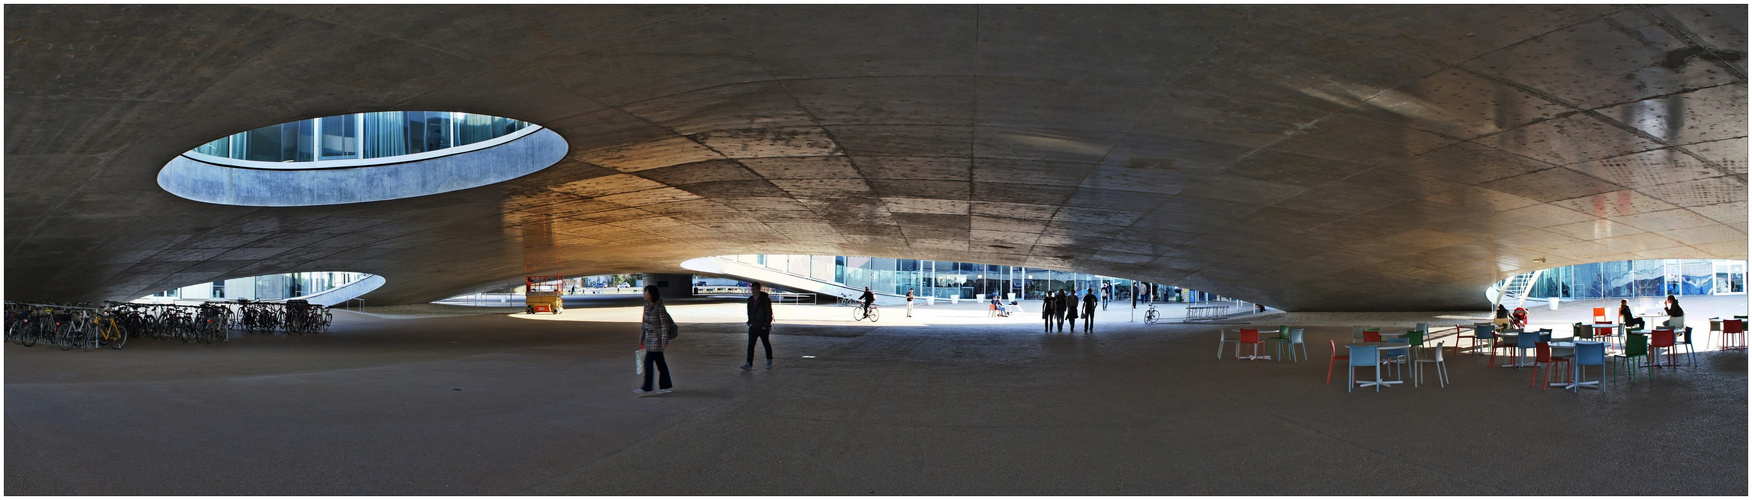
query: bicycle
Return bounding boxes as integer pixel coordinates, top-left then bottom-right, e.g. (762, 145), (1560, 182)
(94, 314), (126, 349)
(853, 303), (880, 322)
(836, 294), (855, 307)
(1144, 304), (1160, 324)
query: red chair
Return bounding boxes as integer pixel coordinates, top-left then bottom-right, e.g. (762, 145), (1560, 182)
(1722, 319), (1746, 351)
(1363, 330), (1382, 343)
(1530, 342), (1570, 390)
(1327, 340), (1349, 384)
(1592, 307), (1608, 323)
(1651, 329), (1677, 368)
(1594, 324), (1617, 351)
(1238, 329), (1266, 361)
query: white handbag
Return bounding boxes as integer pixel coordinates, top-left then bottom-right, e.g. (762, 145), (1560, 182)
(635, 348), (646, 375)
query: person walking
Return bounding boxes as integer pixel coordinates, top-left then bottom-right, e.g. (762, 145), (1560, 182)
(1041, 292), (1056, 332)
(1101, 281), (1111, 311)
(635, 285), (677, 396)
(742, 282), (774, 370)
(906, 288), (915, 318)
(1082, 288), (1097, 333)
(1065, 289), (1080, 332)
(1055, 290), (1069, 332)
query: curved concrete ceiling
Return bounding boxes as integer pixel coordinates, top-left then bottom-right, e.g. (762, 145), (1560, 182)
(5, 5), (1747, 311)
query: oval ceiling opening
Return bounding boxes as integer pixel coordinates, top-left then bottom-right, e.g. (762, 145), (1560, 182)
(159, 111), (566, 206)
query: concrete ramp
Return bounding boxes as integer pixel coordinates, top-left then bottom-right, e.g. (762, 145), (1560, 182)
(292, 274), (386, 307)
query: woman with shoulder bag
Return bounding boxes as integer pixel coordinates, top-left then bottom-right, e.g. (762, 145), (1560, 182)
(636, 285), (678, 397)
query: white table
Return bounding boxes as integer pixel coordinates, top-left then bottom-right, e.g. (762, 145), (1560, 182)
(1351, 343), (1411, 387)
(1497, 332), (1537, 368)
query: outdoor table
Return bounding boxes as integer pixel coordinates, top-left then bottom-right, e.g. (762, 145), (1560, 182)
(1350, 342), (1411, 388)
(1497, 331), (1548, 368)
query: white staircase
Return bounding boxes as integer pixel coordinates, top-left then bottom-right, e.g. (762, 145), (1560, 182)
(1486, 269), (1544, 310)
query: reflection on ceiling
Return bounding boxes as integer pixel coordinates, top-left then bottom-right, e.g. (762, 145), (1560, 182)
(4, 5), (1746, 311)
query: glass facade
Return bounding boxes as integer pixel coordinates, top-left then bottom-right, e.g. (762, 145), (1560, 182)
(1524, 259), (1746, 299)
(726, 254), (1226, 302)
(144, 272), (371, 301)
(189, 112), (531, 163)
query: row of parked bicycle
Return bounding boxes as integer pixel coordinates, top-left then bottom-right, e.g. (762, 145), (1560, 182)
(4, 299), (333, 351)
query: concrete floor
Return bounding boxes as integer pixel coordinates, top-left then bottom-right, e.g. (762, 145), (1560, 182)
(6, 299), (1747, 495)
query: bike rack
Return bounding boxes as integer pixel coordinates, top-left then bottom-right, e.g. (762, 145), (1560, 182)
(346, 298), (365, 311)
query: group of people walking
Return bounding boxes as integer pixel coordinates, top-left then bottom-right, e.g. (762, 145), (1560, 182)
(634, 281), (780, 397)
(1042, 289), (1098, 333)
(637, 283), (1120, 397)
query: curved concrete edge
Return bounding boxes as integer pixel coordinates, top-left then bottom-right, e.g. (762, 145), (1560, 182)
(157, 128), (568, 207)
(292, 274), (386, 307)
(680, 257), (912, 306)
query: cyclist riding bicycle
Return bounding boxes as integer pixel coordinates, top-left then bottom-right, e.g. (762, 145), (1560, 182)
(859, 287), (875, 317)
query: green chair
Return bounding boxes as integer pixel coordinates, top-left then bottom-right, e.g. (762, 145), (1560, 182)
(1270, 326), (1292, 361)
(1613, 333), (1651, 384)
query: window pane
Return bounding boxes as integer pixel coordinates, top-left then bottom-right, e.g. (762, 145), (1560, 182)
(295, 119), (316, 162)
(320, 115), (357, 158)
(404, 111), (427, 154)
(424, 112), (450, 151)
(244, 124), (283, 161)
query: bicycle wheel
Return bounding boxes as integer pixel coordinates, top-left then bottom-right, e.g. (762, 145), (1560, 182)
(1145, 309), (1159, 324)
(56, 324), (75, 351)
(108, 322), (127, 350)
(852, 307), (864, 321)
(868, 306), (879, 322)
(20, 320), (39, 347)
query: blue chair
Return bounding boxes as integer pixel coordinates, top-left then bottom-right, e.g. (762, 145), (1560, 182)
(1677, 326), (1697, 367)
(1283, 328), (1308, 362)
(1459, 323), (1493, 358)
(1573, 341), (1606, 392)
(1348, 345), (1382, 393)
(1384, 337), (1411, 379)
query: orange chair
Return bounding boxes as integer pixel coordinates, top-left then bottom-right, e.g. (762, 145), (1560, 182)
(1327, 340), (1349, 385)
(1238, 329), (1266, 361)
(1592, 307), (1608, 323)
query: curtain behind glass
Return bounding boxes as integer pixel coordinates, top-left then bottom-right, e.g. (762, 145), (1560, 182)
(363, 112), (406, 159)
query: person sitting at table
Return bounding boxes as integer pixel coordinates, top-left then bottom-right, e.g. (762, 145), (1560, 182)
(1663, 295), (1685, 330)
(1619, 299), (1645, 331)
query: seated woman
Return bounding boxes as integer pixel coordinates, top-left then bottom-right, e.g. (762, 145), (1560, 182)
(1619, 299), (1645, 331)
(1663, 295), (1685, 330)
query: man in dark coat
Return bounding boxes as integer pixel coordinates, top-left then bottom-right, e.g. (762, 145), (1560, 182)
(1082, 288), (1098, 333)
(1041, 292), (1056, 332)
(742, 282), (774, 370)
(1066, 290), (1080, 331)
(1055, 290), (1070, 332)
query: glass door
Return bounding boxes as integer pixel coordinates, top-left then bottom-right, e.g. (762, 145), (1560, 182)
(1714, 261), (1745, 294)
